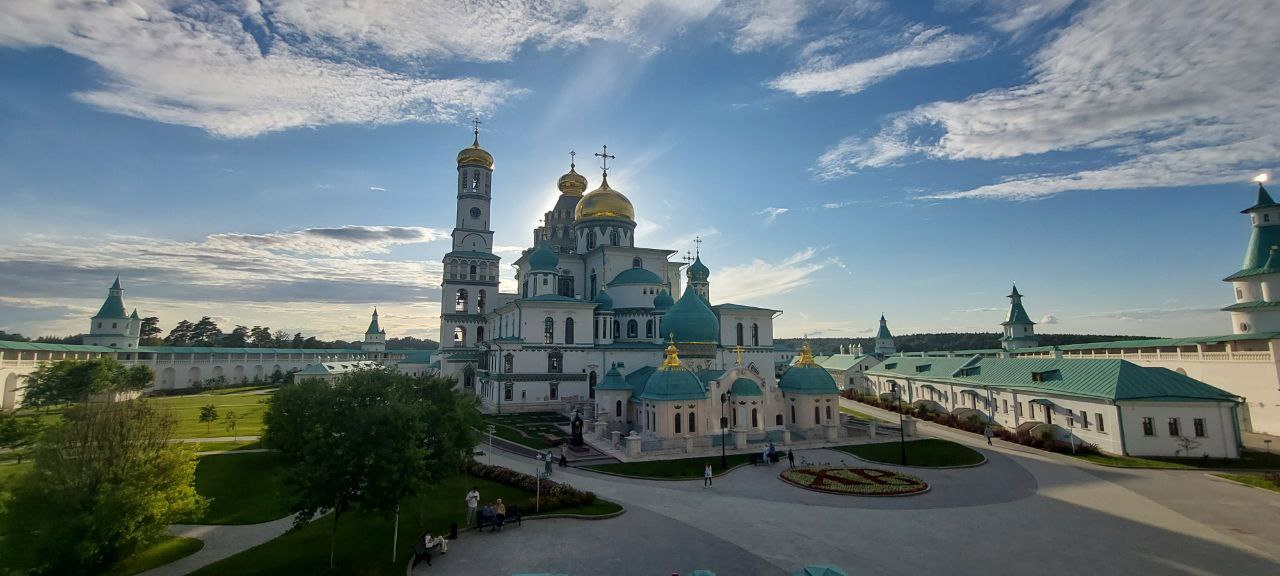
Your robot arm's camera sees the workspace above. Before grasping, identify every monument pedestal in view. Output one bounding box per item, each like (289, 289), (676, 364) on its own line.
(868, 422), (878, 438)
(782, 429), (792, 446)
(733, 429), (747, 450)
(902, 415), (918, 437)
(824, 424), (839, 441)
(625, 432), (641, 458)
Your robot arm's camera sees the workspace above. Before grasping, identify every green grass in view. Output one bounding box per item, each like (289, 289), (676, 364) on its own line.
(190, 451), (292, 524)
(585, 453), (758, 479)
(190, 440), (261, 452)
(1214, 472), (1280, 493)
(481, 412), (569, 450)
(148, 392), (271, 439)
(0, 461), (33, 499)
(837, 439), (985, 467)
(840, 406), (890, 423)
(103, 536), (204, 576)
(190, 475), (619, 576)
(1071, 449), (1280, 470)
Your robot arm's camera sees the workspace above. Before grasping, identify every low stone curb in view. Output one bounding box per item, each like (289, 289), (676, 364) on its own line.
(577, 461), (754, 482)
(458, 505), (626, 535)
(1204, 472), (1280, 494)
(777, 470), (932, 498)
(835, 449), (988, 470)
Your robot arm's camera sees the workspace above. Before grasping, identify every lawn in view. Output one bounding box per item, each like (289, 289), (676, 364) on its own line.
(190, 440), (261, 452)
(585, 453), (758, 479)
(840, 406), (890, 423)
(837, 439), (985, 467)
(189, 474), (619, 576)
(1071, 449), (1280, 470)
(482, 411), (570, 450)
(148, 392), (271, 439)
(103, 536), (204, 576)
(0, 461), (33, 498)
(1214, 472), (1280, 493)
(190, 451), (292, 524)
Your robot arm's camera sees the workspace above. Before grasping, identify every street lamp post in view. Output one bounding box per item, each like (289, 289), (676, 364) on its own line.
(894, 382), (907, 466)
(486, 424), (496, 465)
(719, 390), (733, 470)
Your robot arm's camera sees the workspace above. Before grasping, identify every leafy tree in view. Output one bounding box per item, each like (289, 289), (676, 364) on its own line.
(224, 410), (239, 440)
(291, 332), (305, 348)
(302, 335), (321, 348)
(250, 326), (274, 347)
(21, 357), (154, 409)
(199, 404), (219, 433)
(385, 336), (439, 350)
(272, 329), (291, 347)
(222, 325), (250, 347)
(190, 317), (223, 346)
(0, 331), (31, 342)
(165, 320), (195, 346)
(139, 316), (163, 341)
(263, 370), (479, 568)
(0, 411), (43, 464)
(33, 334), (84, 345)
(0, 400), (205, 574)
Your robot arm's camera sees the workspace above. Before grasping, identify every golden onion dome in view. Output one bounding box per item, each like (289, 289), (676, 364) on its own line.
(457, 132), (494, 169)
(557, 164), (588, 196)
(574, 175), (634, 222)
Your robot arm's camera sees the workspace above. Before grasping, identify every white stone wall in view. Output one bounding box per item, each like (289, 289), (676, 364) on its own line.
(1117, 401), (1240, 458)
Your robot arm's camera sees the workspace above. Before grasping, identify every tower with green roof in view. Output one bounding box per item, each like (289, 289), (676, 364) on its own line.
(873, 314), (895, 356)
(84, 275), (141, 349)
(687, 255), (710, 303)
(1000, 285), (1038, 351)
(362, 308), (386, 358)
(1224, 182), (1280, 334)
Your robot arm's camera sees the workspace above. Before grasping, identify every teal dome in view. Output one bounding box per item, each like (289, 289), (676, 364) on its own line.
(593, 289), (614, 312)
(687, 256), (710, 282)
(729, 377), (763, 397)
(609, 267), (663, 286)
(779, 366), (839, 395)
(662, 289), (719, 343)
(653, 289), (674, 310)
(529, 242), (558, 272)
(639, 368), (706, 401)
(596, 364), (631, 391)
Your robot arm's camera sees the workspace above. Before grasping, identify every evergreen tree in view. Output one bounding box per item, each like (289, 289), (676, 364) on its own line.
(250, 326), (274, 347)
(165, 320), (195, 346)
(291, 332), (305, 348)
(222, 325), (250, 347)
(190, 317), (223, 346)
(139, 316), (162, 341)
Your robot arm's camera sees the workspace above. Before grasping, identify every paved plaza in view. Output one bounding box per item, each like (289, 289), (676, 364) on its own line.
(420, 420), (1280, 576)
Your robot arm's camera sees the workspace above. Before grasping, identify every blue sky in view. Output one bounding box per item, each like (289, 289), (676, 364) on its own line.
(0, 0), (1276, 341)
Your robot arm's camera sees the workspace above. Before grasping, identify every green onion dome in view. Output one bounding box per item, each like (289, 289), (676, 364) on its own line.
(653, 288), (674, 310)
(593, 289), (614, 312)
(687, 255), (710, 283)
(529, 242), (558, 272)
(662, 288), (719, 343)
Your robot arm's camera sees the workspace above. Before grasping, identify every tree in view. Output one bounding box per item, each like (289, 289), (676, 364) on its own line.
(199, 404), (219, 433)
(139, 316), (163, 343)
(263, 370), (480, 568)
(272, 330), (291, 347)
(224, 410), (239, 440)
(0, 411), (43, 464)
(191, 317), (223, 346)
(1176, 435), (1202, 457)
(0, 400), (205, 574)
(165, 320), (195, 346)
(222, 325), (250, 347)
(250, 326), (274, 348)
(21, 357), (154, 409)
(291, 332), (305, 348)
(0, 331), (31, 342)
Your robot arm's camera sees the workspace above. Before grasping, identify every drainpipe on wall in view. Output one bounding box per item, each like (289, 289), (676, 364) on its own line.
(1114, 402), (1128, 456)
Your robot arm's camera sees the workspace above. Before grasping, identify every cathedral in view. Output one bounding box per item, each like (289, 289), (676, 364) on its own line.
(436, 129), (840, 440)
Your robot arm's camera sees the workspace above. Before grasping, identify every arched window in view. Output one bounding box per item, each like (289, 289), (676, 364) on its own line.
(594, 318), (600, 339)
(826, 405), (832, 421)
(565, 317), (575, 344)
(503, 353), (513, 373)
(790, 405), (796, 424)
(736, 323), (744, 346)
(455, 289), (468, 312)
(814, 406), (820, 423)
(674, 412), (682, 434)
(544, 317), (554, 344)
(476, 326), (485, 342)
(627, 319), (638, 338)
(590, 270), (597, 296)
(504, 382), (513, 401)
(613, 320), (620, 337)
(615, 400), (622, 417)
(752, 323), (759, 346)
(549, 382), (559, 400)
(632, 257), (642, 268)
(775, 414), (783, 426)
(453, 326), (466, 346)
(589, 371), (597, 399)
(587, 230), (597, 250)
(752, 408), (758, 428)
(610, 229), (620, 246)
(477, 289), (487, 313)
(688, 412), (696, 433)
(548, 350), (562, 373)
(646, 319), (653, 338)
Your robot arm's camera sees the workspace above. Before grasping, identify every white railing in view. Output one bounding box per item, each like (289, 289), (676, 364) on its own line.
(1043, 350), (1272, 363)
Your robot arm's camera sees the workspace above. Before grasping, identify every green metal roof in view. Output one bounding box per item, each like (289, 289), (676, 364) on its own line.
(593, 289), (614, 311)
(638, 366), (706, 401)
(653, 289), (673, 310)
(1003, 285), (1035, 326)
(1221, 300), (1280, 311)
(399, 350), (435, 364)
(687, 256), (710, 282)
(695, 369), (726, 382)
(876, 315), (893, 339)
(662, 288), (719, 343)
(609, 267), (663, 286)
(712, 303), (779, 312)
(596, 365), (632, 391)
(594, 342), (666, 349)
(818, 354), (877, 372)
(0, 341), (117, 353)
(445, 250), (500, 260)
(366, 309), (383, 334)
(93, 283), (128, 319)
(524, 294), (583, 303)
(866, 356), (1239, 403)
(529, 242), (559, 272)
(1010, 331), (1280, 355)
(729, 377), (763, 397)
(1240, 183), (1277, 213)
(779, 365), (839, 395)
(624, 366), (656, 394)
(136, 346), (365, 355)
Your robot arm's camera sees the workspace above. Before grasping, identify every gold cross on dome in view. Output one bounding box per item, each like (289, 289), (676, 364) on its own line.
(732, 344), (745, 366)
(594, 145), (616, 175)
(471, 117), (482, 135)
(569, 150), (576, 169)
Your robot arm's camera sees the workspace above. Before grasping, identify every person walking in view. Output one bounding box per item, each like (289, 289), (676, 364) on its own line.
(983, 424), (994, 446)
(559, 448), (568, 468)
(703, 462), (713, 487)
(465, 488), (480, 527)
(787, 449), (795, 469)
(544, 450), (553, 476)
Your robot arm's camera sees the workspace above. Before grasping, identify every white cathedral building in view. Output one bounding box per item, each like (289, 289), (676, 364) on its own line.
(435, 132), (841, 440)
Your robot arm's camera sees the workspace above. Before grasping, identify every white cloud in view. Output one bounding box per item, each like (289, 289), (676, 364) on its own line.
(711, 247), (826, 302)
(1040, 314), (1059, 324)
(820, 1), (1280, 200)
(369, 186), (387, 192)
(770, 25), (984, 96)
(0, 1), (725, 138)
(985, 0), (1076, 35)
(755, 206), (789, 224)
(721, 0), (813, 53)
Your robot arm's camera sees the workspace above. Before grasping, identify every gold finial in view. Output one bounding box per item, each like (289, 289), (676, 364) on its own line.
(471, 117), (482, 147)
(662, 333), (683, 370)
(732, 344), (745, 367)
(797, 338), (816, 367)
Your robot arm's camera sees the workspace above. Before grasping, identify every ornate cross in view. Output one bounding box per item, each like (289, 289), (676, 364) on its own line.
(471, 117), (483, 136)
(693, 235), (703, 257)
(569, 150), (576, 169)
(594, 145), (615, 175)
(732, 344), (745, 366)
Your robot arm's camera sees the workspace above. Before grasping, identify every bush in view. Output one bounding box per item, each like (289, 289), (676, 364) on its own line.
(464, 461), (596, 512)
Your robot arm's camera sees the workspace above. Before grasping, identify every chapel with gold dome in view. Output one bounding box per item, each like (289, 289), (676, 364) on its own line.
(436, 128), (830, 447)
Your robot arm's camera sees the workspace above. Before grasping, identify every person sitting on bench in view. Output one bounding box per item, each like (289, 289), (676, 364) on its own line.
(412, 531), (447, 567)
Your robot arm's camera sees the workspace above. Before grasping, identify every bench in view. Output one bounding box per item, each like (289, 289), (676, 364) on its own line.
(750, 451), (786, 466)
(476, 505), (523, 532)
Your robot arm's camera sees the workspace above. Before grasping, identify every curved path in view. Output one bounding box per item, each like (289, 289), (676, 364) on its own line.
(418, 405), (1280, 576)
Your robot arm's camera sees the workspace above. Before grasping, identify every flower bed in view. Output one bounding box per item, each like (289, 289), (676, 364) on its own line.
(465, 461), (597, 512)
(779, 467), (929, 496)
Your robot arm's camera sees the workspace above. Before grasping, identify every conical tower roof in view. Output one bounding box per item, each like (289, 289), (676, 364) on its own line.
(93, 277), (128, 319)
(366, 308), (382, 334)
(1002, 285), (1035, 326)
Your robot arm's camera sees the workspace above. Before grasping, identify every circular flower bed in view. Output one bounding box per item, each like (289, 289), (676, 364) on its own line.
(780, 467), (929, 496)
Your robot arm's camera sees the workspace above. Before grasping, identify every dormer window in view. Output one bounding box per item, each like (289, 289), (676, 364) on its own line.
(915, 363), (931, 372)
(1266, 214), (1272, 223)
(885, 362), (897, 369)
(1031, 369), (1060, 382)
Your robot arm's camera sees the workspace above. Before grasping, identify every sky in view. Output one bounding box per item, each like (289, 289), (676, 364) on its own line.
(0, 0), (1277, 342)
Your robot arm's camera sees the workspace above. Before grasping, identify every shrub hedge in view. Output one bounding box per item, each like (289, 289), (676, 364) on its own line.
(464, 461), (597, 513)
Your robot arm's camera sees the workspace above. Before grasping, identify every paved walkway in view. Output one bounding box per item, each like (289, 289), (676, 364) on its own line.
(413, 402), (1280, 576)
(137, 516), (296, 576)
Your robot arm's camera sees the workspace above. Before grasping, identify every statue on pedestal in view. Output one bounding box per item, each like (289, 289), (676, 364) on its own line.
(570, 412), (585, 448)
